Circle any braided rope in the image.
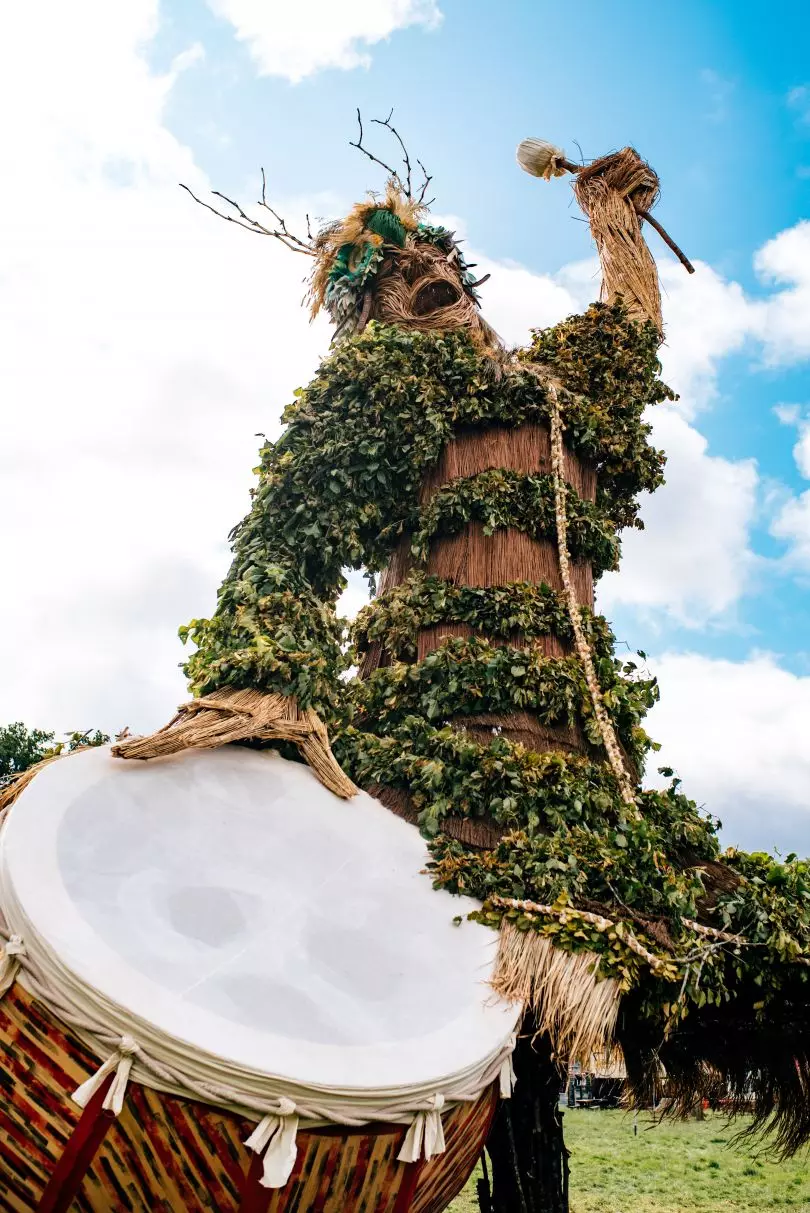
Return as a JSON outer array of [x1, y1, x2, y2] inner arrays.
[[547, 382, 638, 811], [488, 894, 668, 975]]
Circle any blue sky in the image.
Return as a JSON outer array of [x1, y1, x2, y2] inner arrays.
[[1, 1, 809, 852]]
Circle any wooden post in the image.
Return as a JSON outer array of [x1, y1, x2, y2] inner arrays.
[[480, 1030, 570, 1213]]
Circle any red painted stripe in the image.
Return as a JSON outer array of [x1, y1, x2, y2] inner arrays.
[[393, 1161, 424, 1213], [0, 1103, 54, 1175], [239, 1150, 273, 1213], [36, 1075, 115, 1213], [311, 1135, 344, 1210]]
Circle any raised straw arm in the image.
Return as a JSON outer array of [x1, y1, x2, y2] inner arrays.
[[516, 137, 695, 329]]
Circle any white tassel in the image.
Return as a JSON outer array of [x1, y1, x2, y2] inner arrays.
[[397, 1094, 446, 1164], [0, 935, 25, 998], [499, 1036, 517, 1098], [73, 1035, 139, 1115], [244, 1098, 299, 1189]]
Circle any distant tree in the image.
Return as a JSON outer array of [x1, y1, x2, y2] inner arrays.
[[0, 723, 112, 784], [0, 721, 54, 778], [45, 729, 111, 756]]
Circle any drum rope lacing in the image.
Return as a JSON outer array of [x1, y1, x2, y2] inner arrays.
[[0, 871, 517, 1188]]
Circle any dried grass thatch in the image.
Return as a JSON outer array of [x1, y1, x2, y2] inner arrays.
[[620, 974, 810, 1156], [308, 181, 424, 320], [418, 424, 596, 504], [112, 688, 357, 799], [573, 147, 663, 331], [493, 921, 620, 1064]]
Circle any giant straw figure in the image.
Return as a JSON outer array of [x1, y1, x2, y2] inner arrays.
[[5, 120, 810, 1212]]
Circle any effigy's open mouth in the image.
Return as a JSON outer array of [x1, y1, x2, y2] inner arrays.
[[411, 278, 462, 315]]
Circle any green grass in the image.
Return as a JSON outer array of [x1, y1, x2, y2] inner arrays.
[[447, 1110, 810, 1212]]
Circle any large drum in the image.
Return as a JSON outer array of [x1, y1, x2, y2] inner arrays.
[[0, 746, 520, 1211]]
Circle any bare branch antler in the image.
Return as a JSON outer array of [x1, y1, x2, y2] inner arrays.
[[350, 108, 432, 203], [371, 108, 412, 197], [349, 108, 404, 190], [415, 157, 433, 205], [180, 177, 316, 256]]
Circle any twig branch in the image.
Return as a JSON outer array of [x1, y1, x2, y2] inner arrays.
[[371, 108, 412, 197], [179, 181, 315, 256], [256, 169, 314, 252], [416, 157, 433, 204], [638, 209, 696, 274], [349, 108, 403, 191]]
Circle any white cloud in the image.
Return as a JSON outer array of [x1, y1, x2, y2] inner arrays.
[[774, 404, 810, 479], [473, 255, 583, 346], [208, 0, 442, 82], [658, 260, 752, 417], [648, 652, 810, 854], [772, 492, 810, 570], [598, 409, 759, 624], [751, 220, 810, 364], [770, 405, 810, 574], [0, 1, 332, 734]]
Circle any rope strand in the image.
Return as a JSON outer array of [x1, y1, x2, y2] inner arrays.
[[547, 382, 638, 811]]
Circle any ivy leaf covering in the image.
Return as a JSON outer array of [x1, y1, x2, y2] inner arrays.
[[351, 573, 615, 661], [411, 470, 620, 572]]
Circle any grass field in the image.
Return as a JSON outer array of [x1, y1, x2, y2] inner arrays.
[[447, 1109, 810, 1212]]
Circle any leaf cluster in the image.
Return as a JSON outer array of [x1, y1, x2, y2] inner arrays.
[[353, 636, 657, 768], [351, 572, 614, 662], [411, 469, 619, 574]]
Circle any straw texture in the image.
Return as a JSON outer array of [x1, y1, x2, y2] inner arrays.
[[573, 147, 663, 331], [492, 922, 620, 1065], [112, 689, 357, 799]]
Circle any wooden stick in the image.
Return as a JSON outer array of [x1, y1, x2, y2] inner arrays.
[[553, 156, 696, 275], [638, 210, 696, 274]]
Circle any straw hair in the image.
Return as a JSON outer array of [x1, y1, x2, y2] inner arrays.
[[308, 180, 423, 320], [112, 688, 357, 799], [492, 921, 620, 1064], [573, 147, 662, 331]]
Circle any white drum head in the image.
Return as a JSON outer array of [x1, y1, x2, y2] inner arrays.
[[1, 746, 519, 1090]]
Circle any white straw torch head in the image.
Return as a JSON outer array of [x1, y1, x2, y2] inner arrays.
[[516, 138, 569, 181]]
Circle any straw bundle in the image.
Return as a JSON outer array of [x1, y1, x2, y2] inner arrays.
[[493, 921, 620, 1064], [425, 524, 594, 604], [573, 147, 663, 331], [112, 688, 357, 799], [418, 425, 596, 505]]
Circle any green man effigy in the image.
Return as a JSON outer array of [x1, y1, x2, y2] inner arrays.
[[108, 123, 810, 1209]]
